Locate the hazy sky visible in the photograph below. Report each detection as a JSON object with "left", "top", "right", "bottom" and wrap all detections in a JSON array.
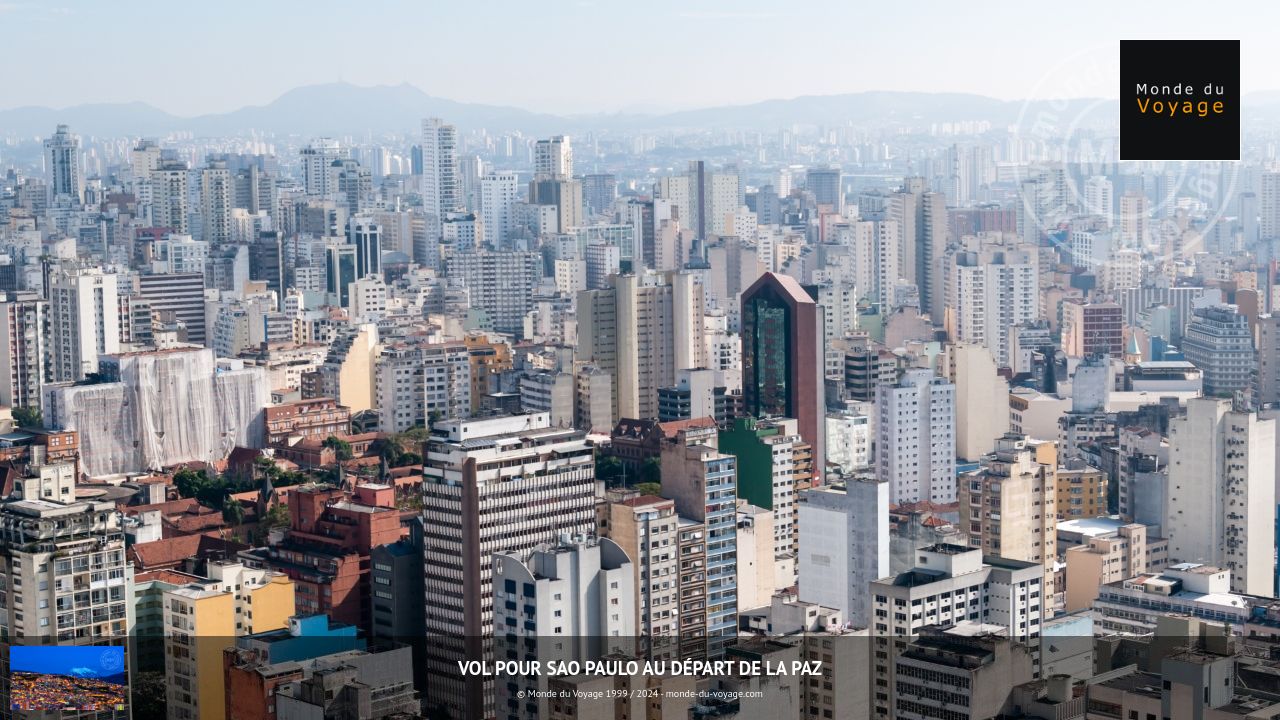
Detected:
[{"left": 0, "top": 0, "right": 1271, "bottom": 115}]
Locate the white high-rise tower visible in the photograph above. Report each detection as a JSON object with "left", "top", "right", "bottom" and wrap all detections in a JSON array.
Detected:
[
  {"left": 421, "top": 118, "right": 459, "bottom": 245},
  {"left": 44, "top": 124, "right": 83, "bottom": 203}
]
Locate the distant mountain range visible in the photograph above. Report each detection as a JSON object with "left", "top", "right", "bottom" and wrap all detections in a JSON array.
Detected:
[{"left": 4, "top": 82, "right": 1280, "bottom": 138}]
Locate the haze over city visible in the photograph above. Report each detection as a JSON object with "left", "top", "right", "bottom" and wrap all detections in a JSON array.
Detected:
[
  {"left": 3, "top": 0, "right": 1278, "bottom": 116},
  {"left": 2, "top": 5, "right": 1280, "bottom": 720}
]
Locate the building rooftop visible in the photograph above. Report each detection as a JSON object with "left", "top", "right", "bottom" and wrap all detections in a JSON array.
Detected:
[{"left": 1057, "top": 516, "right": 1128, "bottom": 538}]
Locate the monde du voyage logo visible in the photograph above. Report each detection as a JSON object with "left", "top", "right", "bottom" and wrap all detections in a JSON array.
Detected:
[{"left": 1120, "top": 40, "right": 1240, "bottom": 161}]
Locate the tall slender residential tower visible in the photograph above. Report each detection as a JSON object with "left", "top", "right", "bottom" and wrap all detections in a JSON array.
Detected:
[
  {"left": 888, "top": 179, "right": 947, "bottom": 321},
  {"left": 658, "top": 423, "right": 738, "bottom": 656},
  {"left": 740, "top": 272, "right": 825, "bottom": 474},
  {"left": 479, "top": 171, "right": 519, "bottom": 248},
  {"left": 44, "top": 124, "right": 83, "bottom": 203},
  {"left": 0, "top": 292, "right": 49, "bottom": 410},
  {"left": 420, "top": 118, "right": 459, "bottom": 259},
  {"left": 877, "top": 368, "right": 957, "bottom": 503},
  {"left": 200, "top": 160, "right": 233, "bottom": 244}
]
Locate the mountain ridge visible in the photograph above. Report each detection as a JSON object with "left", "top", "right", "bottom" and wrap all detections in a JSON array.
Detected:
[{"left": 8, "top": 81, "right": 1278, "bottom": 138}]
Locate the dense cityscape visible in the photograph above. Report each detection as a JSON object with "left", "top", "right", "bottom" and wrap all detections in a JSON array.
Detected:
[{"left": 4, "top": 17, "right": 1280, "bottom": 719}]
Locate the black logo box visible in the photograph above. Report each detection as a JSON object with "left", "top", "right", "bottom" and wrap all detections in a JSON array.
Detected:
[{"left": 1120, "top": 39, "right": 1240, "bottom": 161}]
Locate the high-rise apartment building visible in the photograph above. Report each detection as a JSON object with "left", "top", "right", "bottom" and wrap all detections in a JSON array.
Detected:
[
  {"left": 492, "top": 537, "right": 634, "bottom": 719},
  {"left": 375, "top": 340, "right": 471, "bottom": 432},
  {"left": 658, "top": 424, "right": 738, "bottom": 655},
  {"left": 719, "top": 417, "right": 808, "bottom": 568},
  {"left": 445, "top": 251, "right": 542, "bottom": 336},
  {"left": 479, "top": 171, "right": 519, "bottom": 248},
  {"left": 0, "top": 461, "right": 133, "bottom": 716},
  {"left": 597, "top": 492, "right": 682, "bottom": 648},
  {"left": 958, "top": 434, "right": 1058, "bottom": 595},
  {"left": 420, "top": 413, "right": 596, "bottom": 718},
  {"left": 944, "top": 233, "right": 1038, "bottom": 368},
  {"left": 299, "top": 138, "right": 345, "bottom": 196},
  {"left": 421, "top": 118, "right": 459, "bottom": 249},
  {"left": 1084, "top": 175, "right": 1114, "bottom": 225},
  {"left": 888, "top": 180, "right": 947, "bottom": 321},
  {"left": 1257, "top": 314, "right": 1280, "bottom": 408},
  {"left": 578, "top": 271, "right": 705, "bottom": 420},
  {"left": 942, "top": 342, "right": 1011, "bottom": 462},
  {"left": 201, "top": 160, "right": 233, "bottom": 245},
  {"left": 0, "top": 291, "right": 48, "bottom": 410},
  {"left": 534, "top": 135, "right": 573, "bottom": 179},
  {"left": 1261, "top": 171, "right": 1280, "bottom": 241},
  {"left": 48, "top": 266, "right": 120, "bottom": 382},
  {"left": 1164, "top": 397, "right": 1275, "bottom": 595},
  {"left": 876, "top": 368, "right": 957, "bottom": 504},
  {"left": 44, "top": 124, "right": 83, "bottom": 203},
  {"left": 162, "top": 562, "right": 294, "bottom": 720},
  {"left": 151, "top": 159, "right": 191, "bottom": 234}
]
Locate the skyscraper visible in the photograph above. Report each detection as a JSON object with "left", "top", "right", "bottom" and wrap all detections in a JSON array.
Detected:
[
  {"left": 0, "top": 292, "right": 48, "bottom": 410},
  {"left": 151, "top": 159, "right": 191, "bottom": 234},
  {"left": 888, "top": 179, "right": 947, "bottom": 321},
  {"left": 958, "top": 434, "right": 1058, "bottom": 594},
  {"left": 421, "top": 118, "right": 459, "bottom": 252},
  {"left": 739, "top": 272, "right": 825, "bottom": 474},
  {"left": 805, "top": 166, "right": 842, "bottom": 212},
  {"left": 479, "top": 171, "right": 519, "bottom": 248},
  {"left": 1182, "top": 304, "right": 1255, "bottom": 398},
  {"left": 877, "top": 368, "right": 957, "bottom": 503},
  {"left": 299, "top": 137, "right": 344, "bottom": 196},
  {"left": 578, "top": 271, "right": 706, "bottom": 420},
  {"left": 346, "top": 217, "right": 382, "bottom": 279},
  {"left": 1261, "top": 171, "right": 1280, "bottom": 241},
  {"left": 534, "top": 135, "right": 573, "bottom": 179},
  {"left": 325, "top": 244, "right": 357, "bottom": 308},
  {"left": 48, "top": 266, "right": 120, "bottom": 382},
  {"left": 658, "top": 423, "right": 738, "bottom": 655},
  {"left": 43, "top": 124, "right": 83, "bottom": 203},
  {"left": 582, "top": 173, "right": 617, "bottom": 216},
  {"left": 944, "top": 233, "right": 1039, "bottom": 368},
  {"left": 1164, "top": 398, "right": 1276, "bottom": 595},
  {"left": 200, "top": 160, "right": 233, "bottom": 244},
  {"left": 420, "top": 413, "right": 596, "bottom": 718}
]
